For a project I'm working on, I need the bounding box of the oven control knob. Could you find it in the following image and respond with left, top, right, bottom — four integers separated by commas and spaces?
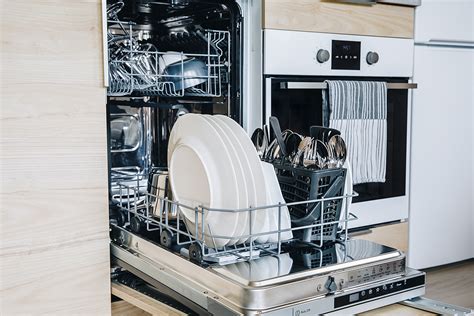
366, 51, 379, 65
316, 49, 330, 63
325, 276, 337, 293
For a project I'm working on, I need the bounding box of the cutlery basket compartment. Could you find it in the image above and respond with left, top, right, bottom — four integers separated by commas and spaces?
273, 164, 346, 242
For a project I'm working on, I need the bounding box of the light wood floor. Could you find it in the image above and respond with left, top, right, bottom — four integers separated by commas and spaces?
112, 259, 474, 315
422, 259, 474, 309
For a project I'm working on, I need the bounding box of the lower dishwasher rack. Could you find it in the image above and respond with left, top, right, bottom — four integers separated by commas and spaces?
110, 226, 426, 315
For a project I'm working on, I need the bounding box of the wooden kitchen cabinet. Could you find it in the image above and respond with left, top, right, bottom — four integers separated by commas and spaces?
0, 1, 111, 314
263, 0, 415, 38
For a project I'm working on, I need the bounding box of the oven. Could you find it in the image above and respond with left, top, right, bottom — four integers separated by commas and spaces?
262, 30, 417, 228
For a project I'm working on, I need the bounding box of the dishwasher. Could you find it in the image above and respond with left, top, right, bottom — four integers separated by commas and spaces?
105, 1, 427, 314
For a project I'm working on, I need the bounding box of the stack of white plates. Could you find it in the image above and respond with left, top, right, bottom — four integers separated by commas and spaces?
168, 114, 292, 248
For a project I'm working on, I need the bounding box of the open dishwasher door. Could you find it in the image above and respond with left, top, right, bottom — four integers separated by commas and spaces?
110, 225, 427, 315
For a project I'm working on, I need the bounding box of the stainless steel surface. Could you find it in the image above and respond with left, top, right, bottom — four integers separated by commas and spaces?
304, 0, 421, 7
251, 127, 269, 159
111, 228, 425, 314
164, 58, 208, 91
109, 105, 152, 185
316, 139, 329, 168
301, 138, 330, 169
327, 135, 347, 168
415, 40, 474, 49
110, 114, 142, 153
280, 82, 418, 90
293, 136, 312, 166
401, 297, 474, 315
302, 138, 317, 167
376, 0, 421, 6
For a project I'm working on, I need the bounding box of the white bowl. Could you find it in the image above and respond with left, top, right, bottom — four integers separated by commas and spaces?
159, 51, 189, 74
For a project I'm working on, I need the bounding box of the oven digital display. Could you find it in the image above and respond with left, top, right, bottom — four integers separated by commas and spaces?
331, 40, 361, 70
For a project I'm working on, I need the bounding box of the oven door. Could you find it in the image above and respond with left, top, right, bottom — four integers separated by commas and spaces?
264, 76, 414, 228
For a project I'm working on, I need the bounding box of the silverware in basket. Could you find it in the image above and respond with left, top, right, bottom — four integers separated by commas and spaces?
327, 135, 347, 168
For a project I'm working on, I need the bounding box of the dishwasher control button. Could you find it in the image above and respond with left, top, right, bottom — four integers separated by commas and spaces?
325, 276, 337, 293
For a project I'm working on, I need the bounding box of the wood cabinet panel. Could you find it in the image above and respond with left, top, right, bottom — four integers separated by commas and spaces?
2, 239, 110, 314
263, 0, 415, 38
0, 0, 110, 314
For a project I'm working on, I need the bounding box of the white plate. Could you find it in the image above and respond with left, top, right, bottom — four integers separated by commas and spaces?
168, 114, 240, 248
170, 142, 231, 248
214, 115, 269, 244
203, 115, 248, 245
208, 115, 256, 244
261, 162, 293, 243
169, 143, 210, 219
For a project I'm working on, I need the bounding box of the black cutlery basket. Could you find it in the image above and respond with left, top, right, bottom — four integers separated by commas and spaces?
272, 163, 346, 242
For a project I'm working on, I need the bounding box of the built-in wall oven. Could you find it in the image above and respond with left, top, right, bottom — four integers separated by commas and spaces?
262, 30, 417, 228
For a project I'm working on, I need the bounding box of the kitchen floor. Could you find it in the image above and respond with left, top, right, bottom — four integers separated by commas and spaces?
112, 259, 474, 315
422, 259, 474, 309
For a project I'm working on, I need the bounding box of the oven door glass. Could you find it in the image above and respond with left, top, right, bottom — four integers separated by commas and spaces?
266, 76, 408, 203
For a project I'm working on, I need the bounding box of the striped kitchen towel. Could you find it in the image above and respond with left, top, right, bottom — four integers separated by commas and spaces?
323, 81, 387, 184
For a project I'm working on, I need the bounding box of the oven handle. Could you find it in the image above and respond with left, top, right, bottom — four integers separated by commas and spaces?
279, 82, 418, 90
280, 81, 418, 90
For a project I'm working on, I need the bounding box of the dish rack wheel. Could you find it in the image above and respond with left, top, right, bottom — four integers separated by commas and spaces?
160, 230, 176, 249
188, 243, 203, 264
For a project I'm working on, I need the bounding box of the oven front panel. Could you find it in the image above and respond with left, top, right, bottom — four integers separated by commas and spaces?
262, 30, 414, 228
263, 29, 414, 78
266, 76, 408, 205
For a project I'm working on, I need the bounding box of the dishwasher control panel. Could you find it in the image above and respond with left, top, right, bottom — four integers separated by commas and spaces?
334, 274, 425, 308
346, 259, 406, 287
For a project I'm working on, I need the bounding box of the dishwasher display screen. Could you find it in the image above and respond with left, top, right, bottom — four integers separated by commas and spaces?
331, 40, 361, 70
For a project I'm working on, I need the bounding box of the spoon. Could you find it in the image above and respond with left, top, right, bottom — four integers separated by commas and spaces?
327, 135, 347, 168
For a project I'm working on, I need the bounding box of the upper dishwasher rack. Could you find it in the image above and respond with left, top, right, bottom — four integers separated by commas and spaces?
107, 20, 230, 98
